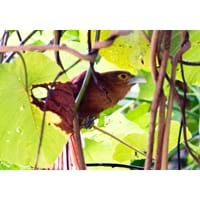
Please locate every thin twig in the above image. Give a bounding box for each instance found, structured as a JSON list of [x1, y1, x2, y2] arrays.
[[86, 163, 144, 170], [177, 121, 183, 169], [87, 30, 92, 52], [16, 52, 28, 92], [0, 30, 9, 46], [149, 30, 160, 82], [1, 44, 94, 62], [54, 30, 65, 71], [179, 60, 200, 66], [92, 30, 132, 50], [34, 105, 47, 169], [93, 125, 146, 157], [140, 31, 151, 43], [16, 30, 22, 42], [0, 30, 9, 62]]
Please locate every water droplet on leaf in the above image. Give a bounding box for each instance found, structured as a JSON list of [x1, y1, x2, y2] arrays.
[[20, 105, 25, 111], [7, 130, 11, 135], [16, 127, 22, 133]]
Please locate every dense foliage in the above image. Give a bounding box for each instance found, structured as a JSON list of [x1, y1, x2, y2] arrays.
[[0, 30, 199, 169]]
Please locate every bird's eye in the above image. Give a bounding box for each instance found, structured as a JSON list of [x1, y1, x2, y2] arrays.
[[118, 73, 129, 80]]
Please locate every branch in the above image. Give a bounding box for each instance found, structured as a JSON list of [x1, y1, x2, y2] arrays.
[[92, 30, 132, 50], [154, 95, 166, 169], [149, 30, 160, 82], [140, 30, 151, 43], [145, 31, 171, 170], [0, 44, 94, 62], [1, 30, 132, 64], [86, 163, 144, 170], [161, 33, 191, 169], [3, 30, 38, 63]]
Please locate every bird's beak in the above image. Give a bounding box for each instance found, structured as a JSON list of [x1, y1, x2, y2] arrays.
[[128, 76, 146, 85]]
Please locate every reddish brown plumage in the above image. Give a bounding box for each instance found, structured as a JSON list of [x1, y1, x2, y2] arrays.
[[31, 70, 138, 132], [74, 71, 135, 124]]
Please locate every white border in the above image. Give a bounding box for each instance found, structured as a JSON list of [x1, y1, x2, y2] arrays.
[[0, 171, 199, 200], [1, 0, 200, 29], [0, 0, 199, 199]]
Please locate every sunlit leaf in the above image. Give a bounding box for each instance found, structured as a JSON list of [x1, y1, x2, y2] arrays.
[[84, 111, 146, 164], [91, 30, 150, 73], [113, 120, 191, 163], [62, 30, 80, 42], [84, 138, 113, 162], [0, 52, 69, 168], [170, 31, 200, 85]]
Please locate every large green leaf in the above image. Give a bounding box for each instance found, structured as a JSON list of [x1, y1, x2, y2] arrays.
[[84, 138, 113, 162], [83, 110, 145, 164], [0, 52, 68, 168], [91, 30, 150, 73], [113, 120, 191, 163]]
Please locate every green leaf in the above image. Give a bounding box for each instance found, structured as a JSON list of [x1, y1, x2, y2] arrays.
[[0, 161, 26, 170], [113, 133, 147, 162], [126, 103, 151, 129], [62, 30, 80, 42], [84, 138, 113, 162], [170, 31, 182, 56], [83, 108, 146, 164], [92, 30, 150, 73], [166, 121, 191, 151], [0, 52, 69, 168], [172, 31, 200, 85], [113, 119, 192, 163], [138, 70, 155, 100]]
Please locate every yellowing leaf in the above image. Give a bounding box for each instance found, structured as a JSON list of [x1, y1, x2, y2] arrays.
[[93, 30, 150, 73]]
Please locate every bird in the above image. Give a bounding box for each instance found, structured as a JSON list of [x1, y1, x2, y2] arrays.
[[31, 70, 146, 132], [72, 70, 146, 127]]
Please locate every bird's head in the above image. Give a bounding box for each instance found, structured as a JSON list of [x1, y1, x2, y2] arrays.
[[95, 70, 146, 104], [98, 70, 146, 87]]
